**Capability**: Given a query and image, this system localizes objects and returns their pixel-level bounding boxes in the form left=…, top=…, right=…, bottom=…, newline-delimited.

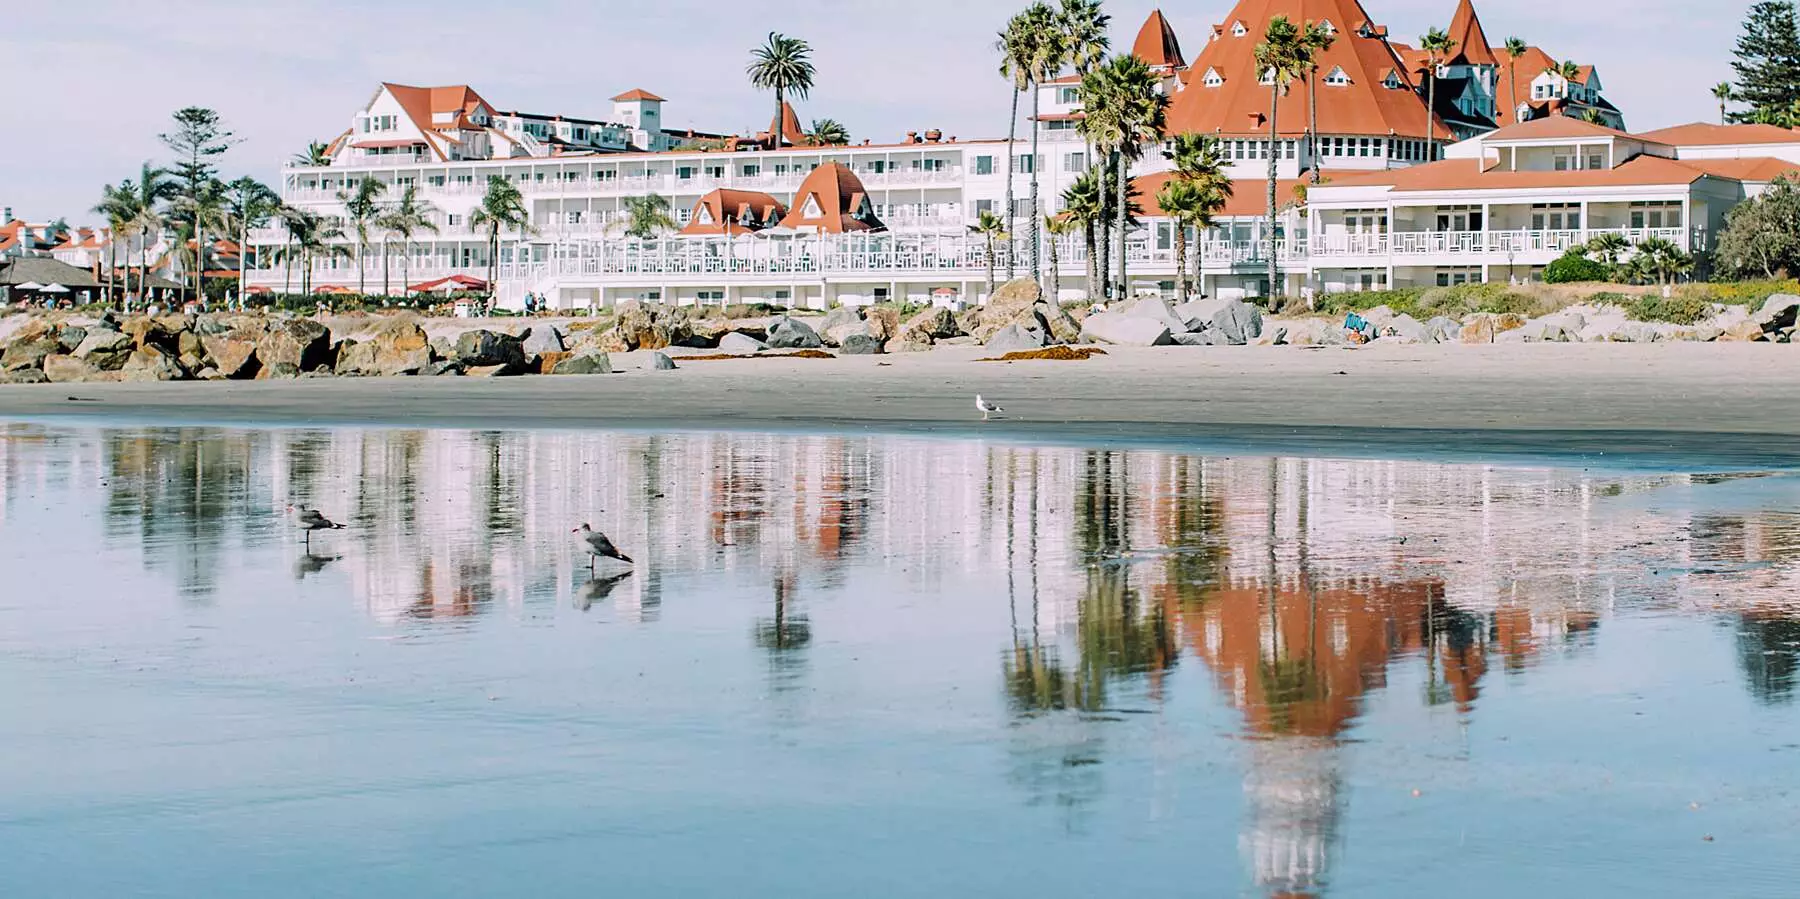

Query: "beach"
left=3, top=342, right=1798, bottom=466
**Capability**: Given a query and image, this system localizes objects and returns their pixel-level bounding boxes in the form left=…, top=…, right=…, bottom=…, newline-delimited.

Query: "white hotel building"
left=245, top=0, right=1800, bottom=309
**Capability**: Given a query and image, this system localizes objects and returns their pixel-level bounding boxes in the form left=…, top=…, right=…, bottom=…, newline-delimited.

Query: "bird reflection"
left=574, top=570, right=635, bottom=612
left=294, top=553, right=341, bottom=581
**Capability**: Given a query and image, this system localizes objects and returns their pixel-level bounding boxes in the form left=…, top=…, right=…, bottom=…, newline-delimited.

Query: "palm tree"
left=1056, top=0, right=1110, bottom=74
left=1300, top=20, right=1337, bottom=182
left=292, top=141, right=332, bottom=167
left=1635, top=236, right=1694, bottom=291
left=971, top=209, right=1009, bottom=297
left=119, top=163, right=175, bottom=309
left=1061, top=169, right=1103, bottom=300
left=281, top=208, right=351, bottom=297
left=1584, top=231, right=1631, bottom=267
left=1257, top=17, right=1310, bottom=300
left=1156, top=180, right=1205, bottom=300
left=336, top=176, right=387, bottom=297
left=1505, top=38, right=1528, bottom=123
left=375, top=186, right=441, bottom=301
left=1419, top=27, right=1458, bottom=158
left=1044, top=212, right=1079, bottom=305
left=1165, top=134, right=1233, bottom=292
left=224, top=176, right=280, bottom=307
left=619, top=194, right=677, bottom=239
left=1083, top=55, right=1166, bottom=302
left=747, top=32, right=816, bottom=151
left=998, top=12, right=1036, bottom=281
left=806, top=119, right=850, bottom=146
left=1713, top=82, right=1734, bottom=126
left=92, top=184, right=139, bottom=308
left=1020, top=2, right=1065, bottom=285
left=467, top=176, right=533, bottom=304
left=1579, top=108, right=1608, bottom=126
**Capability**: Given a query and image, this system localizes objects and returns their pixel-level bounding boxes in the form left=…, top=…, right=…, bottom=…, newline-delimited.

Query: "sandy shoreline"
left=2, top=343, right=1798, bottom=468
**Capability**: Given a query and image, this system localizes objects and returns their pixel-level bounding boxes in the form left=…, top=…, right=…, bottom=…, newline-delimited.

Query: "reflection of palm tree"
left=755, top=569, right=812, bottom=654
left=1737, top=615, right=1800, bottom=704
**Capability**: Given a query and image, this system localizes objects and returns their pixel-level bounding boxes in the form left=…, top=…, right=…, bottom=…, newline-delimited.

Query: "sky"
left=1, top=0, right=1751, bottom=225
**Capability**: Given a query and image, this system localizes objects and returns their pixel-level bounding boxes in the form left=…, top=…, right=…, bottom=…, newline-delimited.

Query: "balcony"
left=1310, top=227, right=1694, bottom=259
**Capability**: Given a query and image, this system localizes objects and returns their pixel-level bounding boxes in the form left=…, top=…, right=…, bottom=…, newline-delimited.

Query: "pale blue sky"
left=3, top=0, right=1747, bottom=223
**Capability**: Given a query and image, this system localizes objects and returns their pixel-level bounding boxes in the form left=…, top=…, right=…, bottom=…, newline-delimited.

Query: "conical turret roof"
left=1133, top=9, right=1186, bottom=70
left=1446, top=0, right=1498, bottom=67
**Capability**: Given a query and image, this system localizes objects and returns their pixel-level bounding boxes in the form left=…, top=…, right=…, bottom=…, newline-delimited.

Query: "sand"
left=2, top=343, right=1798, bottom=468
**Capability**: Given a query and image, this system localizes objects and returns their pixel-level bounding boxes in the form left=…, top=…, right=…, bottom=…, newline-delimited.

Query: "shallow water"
left=1, top=423, right=1797, bottom=898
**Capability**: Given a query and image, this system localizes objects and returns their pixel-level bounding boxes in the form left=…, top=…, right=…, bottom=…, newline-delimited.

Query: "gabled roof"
left=760, top=101, right=808, bottom=148
left=778, top=163, right=885, bottom=233
left=1445, top=0, right=1498, bottom=67
left=379, top=83, right=491, bottom=162
left=0, top=256, right=102, bottom=288
left=1165, top=0, right=1449, bottom=140
left=1672, top=156, right=1800, bottom=182
left=1635, top=122, right=1800, bottom=147
left=1482, top=114, right=1639, bottom=143
left=682, top=189, right=788, bottom=236
left=611, top=88, right=667, bottom=102
left=1492, top=44, right=1557, bottom=126
left=1132, top=9, right=1186, bottom=70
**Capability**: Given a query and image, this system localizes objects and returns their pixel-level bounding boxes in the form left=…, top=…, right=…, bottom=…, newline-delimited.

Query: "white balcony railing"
left=1311, top=227, right=1694, bottom=258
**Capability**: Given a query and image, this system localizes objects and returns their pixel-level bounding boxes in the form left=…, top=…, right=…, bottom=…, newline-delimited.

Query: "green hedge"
left=1543, top=252, right=1613, bottom=284
left=1313, top=283, right=1548, bottom=319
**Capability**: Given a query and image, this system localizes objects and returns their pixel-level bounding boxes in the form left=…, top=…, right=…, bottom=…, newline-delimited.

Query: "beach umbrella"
left=40, top=284, right=70, bottom=293
left=13, top=282, right=44, bottom=290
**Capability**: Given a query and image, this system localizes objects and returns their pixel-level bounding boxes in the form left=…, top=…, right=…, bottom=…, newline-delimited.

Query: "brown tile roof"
left=1672, top=157, right=1800, bottom=182
left=1136, top=171, right=1327, bottom=217
left=1482, top=115, right=1638, bottom=142
left=1492, top=44, right=1557, bottom=126
left=611, top=89, right=666, bottom=102
left=381, top=83, right=491, bottom=160
left=759, top=101, right=808, bottom=147
left=1446, top=0, right=1498, bottom=67
left=1634, top=122, right=1800, bottom=147
left=1324, top=153, right=1719, bottom=192
left=1165, top=0, right=1448, bottom=140
left=1132, top=9, right=1186, bottom=70
left=682, top=189, right=789, bottom=236
left=778, top=163, right=885, bottom=233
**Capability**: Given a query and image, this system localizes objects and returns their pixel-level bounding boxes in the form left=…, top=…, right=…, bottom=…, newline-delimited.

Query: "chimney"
left=906, top=131, right=918, bottom=144
left=925, top=129, right=943, bottom=143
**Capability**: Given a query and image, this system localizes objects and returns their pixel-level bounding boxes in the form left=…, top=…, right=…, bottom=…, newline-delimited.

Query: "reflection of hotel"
left=245, top=0, right=1800, bottom=305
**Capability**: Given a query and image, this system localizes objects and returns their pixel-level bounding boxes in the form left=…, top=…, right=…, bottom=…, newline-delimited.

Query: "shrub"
left=1544, top=251, right=1613, bottom=284
left=1624, top=294, right=1715, bottom=325
left=1311, top=287, right=1427, bottom=317
left=1681, top=279, right=1800, bottom=307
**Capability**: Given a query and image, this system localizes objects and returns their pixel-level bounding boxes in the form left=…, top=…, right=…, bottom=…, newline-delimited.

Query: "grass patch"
left=1621, top=293, right=1716, bottom=325
left=1311, top=283, right=1555, bottom=319
left=978, top=346, right=1109, bottom=362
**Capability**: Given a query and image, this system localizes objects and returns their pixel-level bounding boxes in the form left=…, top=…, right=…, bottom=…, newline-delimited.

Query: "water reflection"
left=3, top=423, right=1800, bottom=896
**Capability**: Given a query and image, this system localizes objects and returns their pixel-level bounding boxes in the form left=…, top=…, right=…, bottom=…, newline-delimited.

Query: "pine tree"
left=1731, top=2, right=1800, bottom=122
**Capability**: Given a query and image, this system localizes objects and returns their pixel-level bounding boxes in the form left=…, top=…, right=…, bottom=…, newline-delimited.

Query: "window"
left=697, top=290, right=725, bottom=302
left=742, top=164, right=761, bottom=177
left=1629, top=202, right=1683, bottom=229
left=1259, top=67, right=1276, bottom=86
left=595, top=170, right=616, bottom=181
left=873, top=287, right=891, bottom=302
left=1324, top=67, right=1350, bottom=86
left=447, top=214, right=463, bottom=226
left=975, top=155, right=995, bottom=175
left=1587, top=153, right=1605, bottom=170
left=1058, top=86, right=1080, bottom=104
left=1063, top=151, right=1087, bottom=172
left=1013, top=154, right=1035, bottom=174
left=1530, top=203, right=1581, bottom=230
left=1319, top=19, right=1336, bottom=34
left=1383, top=71, right=1404, bottom=90
left=1434, top=206, right=1482, bottom=232
left=705, top=164, right=725, bottom=179
left=866, top=160, right=888, bottom=174
left=919, top=158, right=945, bottom=172
left=676, top=166, right=695, bottom=180
left=1202, top=68, right=1224, bottom=87
left=427, top=175, right=446, bottom=187
left=976, top=199, right=995, bottom=215
left=1231, top=20, right=1248, bottom=36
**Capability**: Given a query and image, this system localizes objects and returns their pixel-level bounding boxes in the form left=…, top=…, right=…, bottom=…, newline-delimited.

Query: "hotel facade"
left=243, top=0, right=1800, bottom=309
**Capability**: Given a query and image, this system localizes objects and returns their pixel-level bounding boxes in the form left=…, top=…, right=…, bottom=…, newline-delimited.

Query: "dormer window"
left=1202, top=67, right=1224, bottom=87
left=1319, top=19, right=1336, bottom=34
left=1324, top=67, right=1350, bottom=86
left=1358, top=22, right=1376, bottom=38
left=802, top=196, right=823, bottom=218
left=1259, top=68, right=1275, bottom=86
left=1231, top=20, right=1248, bottom=37
left=1383, top=70, right=1404, bottom=90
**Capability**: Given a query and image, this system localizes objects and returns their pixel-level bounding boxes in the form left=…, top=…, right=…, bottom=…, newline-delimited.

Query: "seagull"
left=574, top=523, right=634, bottom=572
left=288, top=505, right=345, bottom=547
left=976, top=394, right=1004, bottom=421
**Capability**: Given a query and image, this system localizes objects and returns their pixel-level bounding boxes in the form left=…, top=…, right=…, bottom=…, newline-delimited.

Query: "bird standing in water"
left=574, top=523, right=634, bottom=572
left=289, top=505, right=345, bottom=548
left=976, top=395, right=1004, bottom=421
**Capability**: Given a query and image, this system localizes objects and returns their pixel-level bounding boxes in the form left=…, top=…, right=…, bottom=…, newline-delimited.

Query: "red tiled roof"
left=1492, top=44, right=1557, bottom=126
left=682, top=189, right=788, bottom=236
left=1483, top=115, right=1638, bottom=142
left=1133, top=9, right=1186, bottom=70
left=778, top=163, right=885, bottom=233
left=350, top=139, right=428, bottom=149
left=760, top=101, right=808, bottom=147
left=1672, top=156, right=1800, bottom=182
left=1136, top=171, right=1345, bottom=217
left=1634, top=122, right=1800, bottom=147
left=1166, top=0, right=1448, bottom=140
left=1446, top=0, right=1498, bottom=67
left=1324, top=153, right=1720, bottom=192
left=611, top=89, right=666, bottom=102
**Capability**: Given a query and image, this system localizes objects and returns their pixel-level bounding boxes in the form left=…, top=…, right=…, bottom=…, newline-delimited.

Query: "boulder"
left=195, top=367, right=226, bottom=381
left=839, top=333, right=884, bottom=355
left=1753, top=293, right=1800, bottom=334
left=56, top=325, right=88, bottom=353
left=650, top=352, right=678, bottom=371
left=863, top=307, right=902, bottom=342
left=465, top=363, right=520, bottom=378
left=1608, top=322, right=1662, bottom=343
left=1495, top=313, right=1528, bottom=334
left=2, top=338, right=61, bottom=371
left=1424, top=316, right=1461, bottom=344
left=887, top=328, right=937, bottom=353
left=767, top=316, right=824, bottom=349
left=1387, top=313, right=1431, bottom=344
left=1209, top=300, right=1264, bottom=346
left=424, top=360, right=465, bottom=377
left=199, top=331, right=262, bottom=379
left=1122, top=297, right=1192, bottom=334
left=985, top=323, right=1048, bottom=354
left=819, top=306, right=864, bottom=336
left=175, top=329, right=207, bottom=370
left=1080, top=312, right=1173, bottom=347
left=521, top=324, right=565, bottom=358
left=337, top=319, right=431, bottom=376
left=120, top=317, right=174, bottom=351
left=550, top=351, right=612, bottom=375
left=259, top=361, right=303, bottom=380
left=903, top=307, right=961, bottom=340
left=1038, top=303, right=1083, bottom=345
left=536, top=350, right=573, bottom=373
left=1499, top=316, right=1574, bottom=343
left=453, top=329, right=528, bottom=368
left=0, top=369, right=49, bottom=384
left=717, top=332, right=768, bottom=354
left=258, top=318, right=332, bottom=371
left=825, top=321, right=870, bottom=348
left=1174, top=297, right=1230, bottom=330
left=42, top=354, right=99, bottom=383
left=120, top=344, right=185, bottom=382
left=986, top=278, right=1043, bottom=318
left=1719, top=320, right=1767, bottom=342
left=1459, top=315, right=1497, bottom=344
left=1171, top=332, right=1217, bottom=347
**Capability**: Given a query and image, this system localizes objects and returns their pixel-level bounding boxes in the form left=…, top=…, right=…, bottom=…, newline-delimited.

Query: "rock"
left=535, top=350, right=573, bottom=373
left=825, top=321, right=869, bottom=347
left=42, top=354, right=98, bottom=383
left=1500, top=316, right=1574, bottom=343
left=550, top=351, right=612, bottom=375
left=1424, top=316, right=1461, bottom=344
left=820, top=306, right=864, bottom=335
left=985, top=323, right=1048, bottom=354
left=863, top=307, right=902, bottom=342
left=650, top=352, right=678, bottom=371
left=0, top=369, right=49, bottom=384
left=1719, top=320, right=1767, bottom=342
left=1367, top=335, right=1422, bottom=346
left=120, top=344, right=185, bottom=382
left=1080, top=312, right=1173, bottom=347
left=2, top=337, right=61, bottom=372
left=258, top=318, right=332, bottom=371
left=120, top=317, right=174, bottom=351
left=939, top=336, right=979, bottom=347
left=887, top=328, right=937, bottom=353
left=1254, top=327, right=1290, bottom=347
left=1753, top=293, right=1800, bottom=333
left=1175, top=297, right=1230, bottom=330
left=767, top=316, right=824, bottom=349
left=903, top=307, right=961, bottom=340
left=1361, top=305, right=1398, bottom=329
left=259, top=361, right=302, bottom=380
left=717, top=332, right=767, bottom=354
left=57, top=326, right=88, bottom=353
left=465, top=363, right=520, bottom=378
left=1210, top=300, right=1264, bottom=346
left=986, top=278, right=1043, bottom=317
left=1171, top=332, right=1217, bottom=347
left=1608, top=322, right=1662, bottom=343
left=839, top=333, right=884, bottom=355
left=453, top=329, right=528, bottom=368
left=338, top=318, right=432, bottom=376
left=1386, top=313, right=1431, bottom=343
left=176, top=329, right=206, bottom=370
left=521, top=324, right=565, bottom=358
left=199, top=331, right=261, bottom=379
left=73, top=329, right=135, bottom=367
left=1037, top=303, right=1083, bottom=345
left=1495, top=313, right=1528, bottom=333
left=1122, top=297, right=1192, bottom=334
left=195, top=367, right=225, bottom=381
left=1459, top=315, right=1497, bottom=344
left=424, top=360, right=465, bottom=377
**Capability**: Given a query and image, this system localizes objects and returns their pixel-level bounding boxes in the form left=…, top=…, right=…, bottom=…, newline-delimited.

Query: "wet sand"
left=2, top=343, right=1798, bottom=467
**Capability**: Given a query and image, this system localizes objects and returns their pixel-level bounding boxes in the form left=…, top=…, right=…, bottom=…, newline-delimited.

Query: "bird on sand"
left=574, top=523, right=634, bottom=571
left=976, top=395, right=1004, bottom=421
left=288, top=505, right=345, bottom=547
